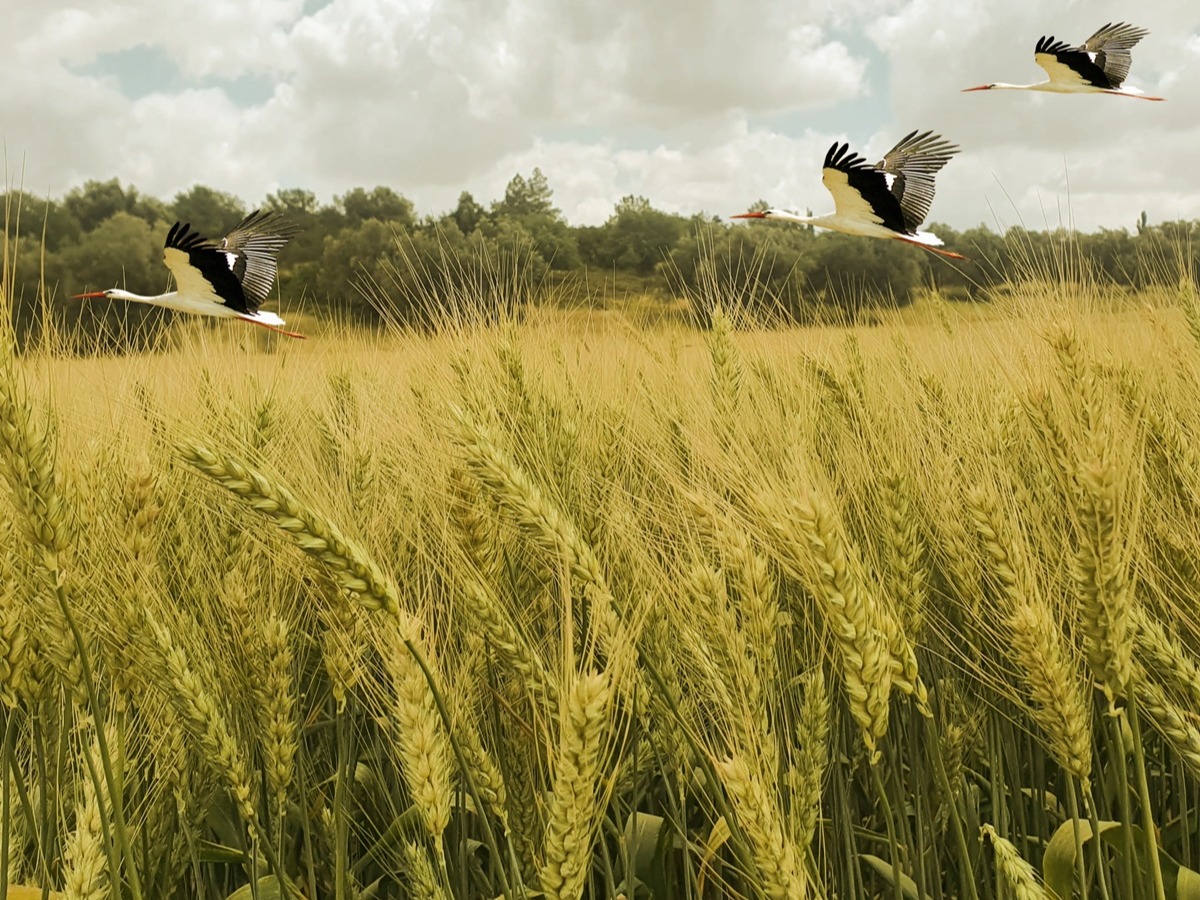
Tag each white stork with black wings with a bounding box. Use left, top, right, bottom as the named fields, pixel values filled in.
left=963, top=22, right=1164, bottom=100
left=71, top=209, right=305, bottom=338
left=733, top=130, right=966, bottom=260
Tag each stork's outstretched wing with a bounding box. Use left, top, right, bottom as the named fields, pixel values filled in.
left=162, top=210, right=298, bottom=314
left=822, top=142, right=907, bottom=233
left=217, top=210, right=300, bottom=308
left=875, top=130, right=959, bottom=233
left=1034, top=23, right=1149, bottom=90
left=1034, top=36, right=1108, bottom=88
left=1081, top=21, right=1149, bottom=88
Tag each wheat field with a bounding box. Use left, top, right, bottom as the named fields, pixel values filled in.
left=3, top=253, right=1200, bottom=899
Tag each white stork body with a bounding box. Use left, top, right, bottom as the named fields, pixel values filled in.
left=733, top=130, right=966, bottom=260
left=963, top=23, right=1163, bottom=100
left=71, top=210, right=304, bottom=339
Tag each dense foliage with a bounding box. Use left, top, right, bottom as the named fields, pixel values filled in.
left=3, top=173, right=1198, bottom=348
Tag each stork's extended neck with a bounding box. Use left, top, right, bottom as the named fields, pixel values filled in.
left=962, top=81, right=1050, bottom=92
left=71, top=289, right=176, bottom=304
left=731, top=209, right=824, bottom=227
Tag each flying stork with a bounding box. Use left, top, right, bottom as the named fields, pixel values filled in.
left=70, top=209, right=305, bottom=338
left=962, top=22, right=1163, bottom=100
left=732, top=130, right=966, bottom=260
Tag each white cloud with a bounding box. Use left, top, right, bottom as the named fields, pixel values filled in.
left=866, top=0, right=1200, bottom=229
left=1, top=0, right=1195, bottom=234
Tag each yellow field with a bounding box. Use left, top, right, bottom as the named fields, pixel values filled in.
left=2, top=288, right=1200, bottom=899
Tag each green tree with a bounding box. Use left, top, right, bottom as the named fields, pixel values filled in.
left=450, top=191, right=485, bottom=236
left=0, top=193, right=77, bottom=252
left=339, top=186, right=415, bottom=231
left=170, top=185, right=247, bottom=238
left=1081, top=227, right=1139, bottom=288
left=487, top=170, right=577, bottom=269
left=807, top=233, right=923, bottom=313
left=494, top=168, right=558, bottom=219
left=669, top=219, right=816, bottom=324
left=514, top=214, right=580, bottom=270
left=317, top=218, right=399, bottom=322
left=264, top=188, right=320, bottom=217
left=1133, top=220, right=1200, bottom=288
left=61, top=179, right=164, bottom=233
left=54, top=211, right=171, bottom=349
left=263, top=187, right=329, bottom=292
left=582, top=195, right=688, bottom=275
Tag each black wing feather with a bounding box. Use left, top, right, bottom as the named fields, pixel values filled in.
left=219, top=210, right=300, bottom=307
left=1081, top=22, right=1149, bottom=88
left=164, top=221, right=254, bottom=313
left=823, top=141, right=908, bottom=233
left=163, top=210, right=297, bottom=314
left=875, top=130, right=959, bottom=233
left=1035, top=35, right=1114, bottom=88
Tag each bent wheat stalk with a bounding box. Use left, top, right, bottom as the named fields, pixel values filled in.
left=178, top=442, right=400, bottom=615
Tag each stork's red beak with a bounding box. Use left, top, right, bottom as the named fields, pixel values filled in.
left=69, top=291, right=107, bottom=299
left=731, top=212, right=766, bottom=219
left=961, top=85, right=992, bottom=92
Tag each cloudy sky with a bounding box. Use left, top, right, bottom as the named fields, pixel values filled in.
left=3, top=0, right=1197, bottom=231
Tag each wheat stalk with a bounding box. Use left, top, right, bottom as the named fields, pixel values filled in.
left=981, top=824, right=1051, bottom=900
left=457, top=570, right=558, bottom=707
left=381, top=616, right=455, bottom=844
left=539, top=670, right=613, bottom=900
left=401, top=841, right=452, bottom=900
left=62, top=723, right=111, bottom=900
left=0, top=579, right=30, bottom=709
left=148, top=613, right=260, bottom=832
left=683, top=563, right=765, bottom=722
left=716, top=751, right=809, bottom=899
left=749, top=488, right=893, bottom=763
left=968, top=483, right=1092, bottom=785
left=1071, top=431, right=1137, bottom=705
left=790, top=669, right=829, bottom=855
left=452, top=407, right=636, bottom=676
left=258, top=615, right=297, bottom=824
left=716, top=514, right=782, bottom=705
left=317, top=581, right=366, bottom=713
left=0, top=354, right=70, bottom=561
left=708, top=305, right=744, bottom=443
left=178, top=442, right=400, bottom=615
left=1132, top=606, right=1200, bottom=710
left=1135, top=676, right=1200, bottom=781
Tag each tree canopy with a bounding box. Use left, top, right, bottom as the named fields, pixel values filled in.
left=2, top=170, right=1195, bottom=351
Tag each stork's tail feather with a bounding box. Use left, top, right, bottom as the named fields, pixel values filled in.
left=238, top=312, right=307, bottom=339
left=1104, top=88, right=1165, bottom=101
left=244, top=309, right=286, bottom=326
left=896, top=233, right=970, bottom=261
left=902, top=230, right=946, bottom=247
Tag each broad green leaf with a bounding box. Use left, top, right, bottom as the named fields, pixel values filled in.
left=623, top=810, right=666, bottom=876
left=1156, top=847, right=1200, bottom=900
left=198, top=839, right=250, bottom=864
left=1175, top=863, right=1200, bottom=899
left=1044, top=818, right=1200, bottom=900
left=861, top=854, right=921, bottom=899
left=1044, top=819, right=1114, bottom=898
left=696, top=815, right=732, bottom=896
left=225, top=876, right=287, bottom=900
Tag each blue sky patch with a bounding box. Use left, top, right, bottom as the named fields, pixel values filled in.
left=72, top=45, right=275, bottom=107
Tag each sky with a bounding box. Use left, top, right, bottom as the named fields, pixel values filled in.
left=2, top=0, right=1198, bottom=232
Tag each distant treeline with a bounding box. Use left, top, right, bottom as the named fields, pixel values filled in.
left=2, top=169, right=1197, bottom=347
